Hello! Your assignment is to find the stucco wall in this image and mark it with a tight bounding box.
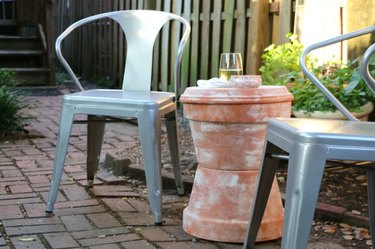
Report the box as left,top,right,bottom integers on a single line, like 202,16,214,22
347,0,375,60
294,0,375,63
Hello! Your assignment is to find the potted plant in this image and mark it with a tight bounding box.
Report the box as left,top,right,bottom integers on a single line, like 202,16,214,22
260,34,375,120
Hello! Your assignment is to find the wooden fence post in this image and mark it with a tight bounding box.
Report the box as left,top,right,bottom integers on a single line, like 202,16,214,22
246,0,269,74
144,0,156,10
45,0,56,85
180,0,191,91
278,0,292,44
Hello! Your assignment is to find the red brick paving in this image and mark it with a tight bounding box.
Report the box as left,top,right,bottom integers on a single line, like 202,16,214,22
44,232,80,248
0,205,23,220
0,93,348,249
101,198,137,212
0,95,243,249
10,235,46,249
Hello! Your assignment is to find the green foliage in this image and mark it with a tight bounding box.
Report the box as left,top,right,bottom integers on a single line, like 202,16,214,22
260,33,314,85
0,68,19,86
55,72,71,83
260,34,375,113
0,69,26,137
94,76,115,89
290,61,375,112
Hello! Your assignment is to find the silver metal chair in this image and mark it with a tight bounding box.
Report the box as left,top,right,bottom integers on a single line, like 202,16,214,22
244,26,375,249
45,10,191,224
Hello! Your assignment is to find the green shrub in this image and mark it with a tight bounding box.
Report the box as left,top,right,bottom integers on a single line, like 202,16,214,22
260,33,375,113
0,69,26,137
55,72,71,83
259,33,314,85
290,61,375,112
94,76,115,89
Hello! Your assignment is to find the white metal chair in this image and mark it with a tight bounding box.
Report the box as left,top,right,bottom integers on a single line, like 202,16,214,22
45,10,191,224
244,26,375,248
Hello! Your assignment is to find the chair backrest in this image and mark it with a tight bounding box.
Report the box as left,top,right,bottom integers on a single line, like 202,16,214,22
361,43,375,93
299,26,375,121
55,10,191,93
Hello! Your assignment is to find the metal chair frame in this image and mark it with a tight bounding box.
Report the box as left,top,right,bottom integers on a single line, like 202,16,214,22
45,10,191,225
244,26,375,249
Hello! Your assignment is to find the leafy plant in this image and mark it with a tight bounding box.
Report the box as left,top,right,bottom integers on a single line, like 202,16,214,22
94,76,115,89
0,69,26,137
0,68,19,86
55,72,71,83
260,34,375,113
290,61,375,112
260,33,314,86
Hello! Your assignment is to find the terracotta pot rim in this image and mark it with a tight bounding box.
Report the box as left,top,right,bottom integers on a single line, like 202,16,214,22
180,86,293,104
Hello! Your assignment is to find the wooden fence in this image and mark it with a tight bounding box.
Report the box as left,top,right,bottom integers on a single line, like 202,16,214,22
55,0,294,92
0,0,16,21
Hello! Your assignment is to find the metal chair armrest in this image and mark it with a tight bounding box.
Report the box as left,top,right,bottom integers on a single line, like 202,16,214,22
55,14,111,91
173,17,190,99
361,43,375,93
299,26,375,121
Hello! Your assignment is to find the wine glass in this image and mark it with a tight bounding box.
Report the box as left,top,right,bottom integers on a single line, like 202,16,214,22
219,53,243,81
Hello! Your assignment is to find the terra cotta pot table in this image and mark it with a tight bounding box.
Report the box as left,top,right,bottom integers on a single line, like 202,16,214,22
180,85,293,243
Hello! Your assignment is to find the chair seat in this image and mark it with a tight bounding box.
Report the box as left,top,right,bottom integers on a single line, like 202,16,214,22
244,118,375,249
244,26,375,249
270,118,375,153
244,117,375,249
65,89,175,106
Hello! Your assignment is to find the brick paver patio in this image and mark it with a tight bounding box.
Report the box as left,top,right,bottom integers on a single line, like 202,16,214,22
0,93,347,249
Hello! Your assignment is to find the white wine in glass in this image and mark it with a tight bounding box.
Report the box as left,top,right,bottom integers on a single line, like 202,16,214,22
219,53,243,81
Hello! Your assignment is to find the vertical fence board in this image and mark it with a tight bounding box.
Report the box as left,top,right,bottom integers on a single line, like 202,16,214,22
97,2,103,77
138,0,144,9
180,0,191,91
160,0,171,91
73,1,80,73
211,1,222,78
112,0,119,84
247,0,269,74
189,0,200,85
199,1,210,79
118,0,125,86
222,0,235,52
151,0,162,90
94,1,100,76
1,1,5,19
106,2,113,78
81,0,89,79
234,0,246,56
131,0,136,9
171,0,183,93
279,0,292,44
125,0,130,9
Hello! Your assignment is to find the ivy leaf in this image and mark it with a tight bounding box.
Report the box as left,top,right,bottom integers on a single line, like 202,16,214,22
345,70,362,92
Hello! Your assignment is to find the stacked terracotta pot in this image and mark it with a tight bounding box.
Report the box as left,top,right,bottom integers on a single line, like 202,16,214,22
180,80,293,243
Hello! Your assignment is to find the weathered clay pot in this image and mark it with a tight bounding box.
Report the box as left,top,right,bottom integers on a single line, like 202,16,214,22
180,85,293,243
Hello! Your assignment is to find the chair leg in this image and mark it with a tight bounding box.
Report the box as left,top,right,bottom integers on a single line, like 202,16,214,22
366,170,375,249
138,110,163,224
281,144,327,249
243,141,283,249
86,115,105,187
165,110,184,195
46,103,75,213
